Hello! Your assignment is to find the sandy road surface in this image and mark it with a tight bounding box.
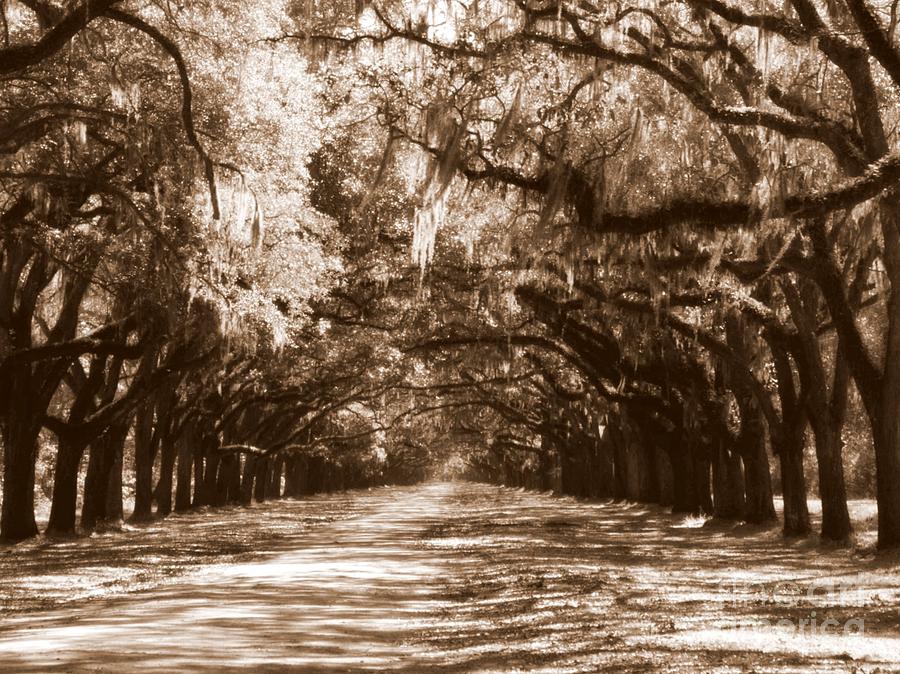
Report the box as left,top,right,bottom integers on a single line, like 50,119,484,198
1,483,898,673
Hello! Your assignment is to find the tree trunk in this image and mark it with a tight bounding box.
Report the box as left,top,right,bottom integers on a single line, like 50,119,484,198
671,448,699,515
214,454,234,506
46,438,88,536
741,440,776,524
155,435,178,517
106,441,124,522
768,338,810,537
734,386,776,524
0,412,40,541
876,248,900,547
536,433,557,492
174,432,193,512
653,445,674,506
713,445,745,520
609,429,628,500
81,422,127,531
254,456,269,503
266,455,283,499
295,456,309,496
1,253,91,541
192,447,205,507
807,411,852,542
152,389,178,518
638,442,660,503
560,450,578,496
131,400,155,521
283,456,301,498
81,437,108,532
695,453,713,516
872,411,900,548
201,443,220,507
778,447,811,537
595,435,614,499
227,454,242,504
624,441,641,500
240,453,257,505
809,217,900,548
724,311,777,524
781,278,851,542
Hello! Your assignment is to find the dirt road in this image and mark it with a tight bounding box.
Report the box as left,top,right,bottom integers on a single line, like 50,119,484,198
0,483,898,672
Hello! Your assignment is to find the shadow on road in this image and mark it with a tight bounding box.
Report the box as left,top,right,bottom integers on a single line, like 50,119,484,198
0,483,898,673
408,485,900,673
0,484,453,673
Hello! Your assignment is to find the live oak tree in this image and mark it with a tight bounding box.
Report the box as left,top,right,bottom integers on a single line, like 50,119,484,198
296,0,900,548
4,0,900,555
0,0,341,540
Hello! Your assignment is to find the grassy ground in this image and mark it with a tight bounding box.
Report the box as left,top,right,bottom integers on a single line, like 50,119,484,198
410,486,900,673
773,496,881,550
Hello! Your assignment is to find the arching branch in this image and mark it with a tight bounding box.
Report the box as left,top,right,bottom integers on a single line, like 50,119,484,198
102,8,221,219
0,0,121,74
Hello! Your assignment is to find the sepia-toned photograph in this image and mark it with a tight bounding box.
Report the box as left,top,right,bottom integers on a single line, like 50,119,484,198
1,0,899,671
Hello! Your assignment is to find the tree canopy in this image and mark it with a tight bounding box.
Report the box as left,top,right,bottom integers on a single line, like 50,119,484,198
3,0,900,552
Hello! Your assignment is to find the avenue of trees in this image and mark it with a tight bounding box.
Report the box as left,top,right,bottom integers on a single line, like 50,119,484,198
0,0,432,542
4,0,900,553
300,0,900,549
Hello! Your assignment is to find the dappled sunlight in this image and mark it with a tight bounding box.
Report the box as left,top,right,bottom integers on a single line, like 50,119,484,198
0,491,367,615
410,484,900,673
674,514,711,529
667,628,899,665
4,0,900,671
0,484,459,672
1,483,898,672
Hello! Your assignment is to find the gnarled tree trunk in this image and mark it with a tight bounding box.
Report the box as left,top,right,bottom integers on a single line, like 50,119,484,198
82,421,129,531
46,436,89,535
131,398,156,522
713,444,745,521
